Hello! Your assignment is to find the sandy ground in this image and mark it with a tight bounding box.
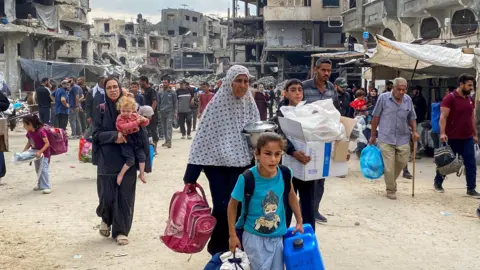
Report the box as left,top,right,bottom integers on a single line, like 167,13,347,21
1,127,480,270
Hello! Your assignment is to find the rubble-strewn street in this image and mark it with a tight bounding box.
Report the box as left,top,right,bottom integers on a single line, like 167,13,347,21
0,129,479,270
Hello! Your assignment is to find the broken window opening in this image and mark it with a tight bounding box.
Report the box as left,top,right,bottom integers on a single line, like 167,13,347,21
81,41,87,59
451,9,478,36
179,26,189,35
124,23,134,34
118,37,127,50
383,28,396,41
104,23,110,33
420,17,441,40
192,32,197,36
131,38,137,47
150,40,158,50
323,0,339,7
167,14,175,20
168,30,175,36
138,38,145,48
185,15,190,21
120,56,126,65
192,17,198,22
349,0,356,8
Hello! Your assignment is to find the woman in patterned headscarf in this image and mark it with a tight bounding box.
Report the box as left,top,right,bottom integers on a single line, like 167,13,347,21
183,65,260,255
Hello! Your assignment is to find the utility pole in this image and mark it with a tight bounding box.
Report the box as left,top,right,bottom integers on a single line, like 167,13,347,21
180,4,188,9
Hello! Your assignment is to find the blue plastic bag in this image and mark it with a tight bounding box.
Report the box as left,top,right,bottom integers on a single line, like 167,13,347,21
431,102,441,134
360,145,384,179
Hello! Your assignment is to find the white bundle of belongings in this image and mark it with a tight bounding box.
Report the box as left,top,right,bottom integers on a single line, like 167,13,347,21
12,149,42,163
219,249,251,270
278,99,357,180
280,100,346,142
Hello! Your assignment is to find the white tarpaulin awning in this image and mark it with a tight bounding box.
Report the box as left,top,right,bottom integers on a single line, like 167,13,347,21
368,35,475,71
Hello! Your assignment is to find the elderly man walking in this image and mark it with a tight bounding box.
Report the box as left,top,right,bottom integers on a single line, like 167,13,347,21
370,77,419,200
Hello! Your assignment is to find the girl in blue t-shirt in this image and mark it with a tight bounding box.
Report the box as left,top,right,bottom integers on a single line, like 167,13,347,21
227,132,303,270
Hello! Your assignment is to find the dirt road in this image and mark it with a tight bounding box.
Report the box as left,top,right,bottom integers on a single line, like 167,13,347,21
1,129,479,270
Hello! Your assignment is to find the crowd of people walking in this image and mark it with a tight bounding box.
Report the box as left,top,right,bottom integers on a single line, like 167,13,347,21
1,57,479,269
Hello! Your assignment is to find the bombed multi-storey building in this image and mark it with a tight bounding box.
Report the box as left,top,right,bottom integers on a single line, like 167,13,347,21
229,0,345,81
0,0,93,97
155,8,229,79
92,15,171,79
343,0,480,47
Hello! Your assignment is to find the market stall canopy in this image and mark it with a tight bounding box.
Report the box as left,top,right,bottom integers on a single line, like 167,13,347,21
367,35,476,77
19,58,109,82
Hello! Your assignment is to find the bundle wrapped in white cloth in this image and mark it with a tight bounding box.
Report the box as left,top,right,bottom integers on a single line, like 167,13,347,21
220,248,251,270
280,99,344,142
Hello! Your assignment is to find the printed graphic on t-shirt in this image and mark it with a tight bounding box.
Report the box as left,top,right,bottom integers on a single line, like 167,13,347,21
254,190,280,234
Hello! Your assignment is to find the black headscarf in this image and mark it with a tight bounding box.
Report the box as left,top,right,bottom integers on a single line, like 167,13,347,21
103,77,123,127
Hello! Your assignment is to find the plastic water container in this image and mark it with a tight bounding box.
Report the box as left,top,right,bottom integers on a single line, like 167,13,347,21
284,224,325,270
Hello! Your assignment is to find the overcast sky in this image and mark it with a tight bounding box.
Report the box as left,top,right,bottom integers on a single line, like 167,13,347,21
89,0,235,24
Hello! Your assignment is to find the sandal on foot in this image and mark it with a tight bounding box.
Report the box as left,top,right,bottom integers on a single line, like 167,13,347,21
99,221,111,237
116,234,129,245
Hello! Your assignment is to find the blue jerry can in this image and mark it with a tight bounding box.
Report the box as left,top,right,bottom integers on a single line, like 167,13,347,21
284,224,325,270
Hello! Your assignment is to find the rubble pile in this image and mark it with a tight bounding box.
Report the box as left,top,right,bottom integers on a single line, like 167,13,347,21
184,74,222,86
274,80,288,92
254,76,276,87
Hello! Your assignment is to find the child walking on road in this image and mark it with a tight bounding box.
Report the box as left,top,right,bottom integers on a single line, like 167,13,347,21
227,132,304,270
23,114,52,194
116,97,149,185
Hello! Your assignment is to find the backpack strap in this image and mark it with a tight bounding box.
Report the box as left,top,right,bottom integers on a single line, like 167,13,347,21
241,166,292,229
279,165,292,210
240,169,255,229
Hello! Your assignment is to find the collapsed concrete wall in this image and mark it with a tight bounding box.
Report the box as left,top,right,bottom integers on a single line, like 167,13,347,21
57,41,82,59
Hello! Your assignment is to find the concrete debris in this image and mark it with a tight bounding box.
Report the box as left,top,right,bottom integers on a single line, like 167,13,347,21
184,74,222,86
254,76,276,87
274,80,288,92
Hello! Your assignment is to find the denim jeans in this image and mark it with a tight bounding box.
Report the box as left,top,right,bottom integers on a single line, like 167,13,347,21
69,110,81,136
35,157,50,189
38,107,51,125
434,138,477,190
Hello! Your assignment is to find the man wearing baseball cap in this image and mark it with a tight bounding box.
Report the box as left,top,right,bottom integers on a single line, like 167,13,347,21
334,77,352,117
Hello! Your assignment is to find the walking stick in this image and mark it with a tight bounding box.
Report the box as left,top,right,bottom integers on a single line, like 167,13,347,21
412,142,416,197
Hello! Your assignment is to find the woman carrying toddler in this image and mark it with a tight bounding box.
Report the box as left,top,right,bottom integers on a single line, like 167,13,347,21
116,96,149,185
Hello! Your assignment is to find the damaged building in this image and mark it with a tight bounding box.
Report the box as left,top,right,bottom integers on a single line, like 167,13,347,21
92,15,169,79
0,0,93,97
343,0,480,48
155,8,229,79
229,0,344,81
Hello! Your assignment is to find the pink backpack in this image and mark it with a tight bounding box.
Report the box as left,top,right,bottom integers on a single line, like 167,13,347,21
43,125,68,155
160,183,216,254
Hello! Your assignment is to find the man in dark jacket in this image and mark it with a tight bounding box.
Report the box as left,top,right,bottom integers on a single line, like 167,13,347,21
412,85,427,123
35,77,52,125
86,76,106,125
176,80,194,139
334,77,351,117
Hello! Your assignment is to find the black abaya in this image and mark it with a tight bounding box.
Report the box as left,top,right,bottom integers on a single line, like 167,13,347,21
92,89,150,239
96,166,137,238
184,163,251,255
